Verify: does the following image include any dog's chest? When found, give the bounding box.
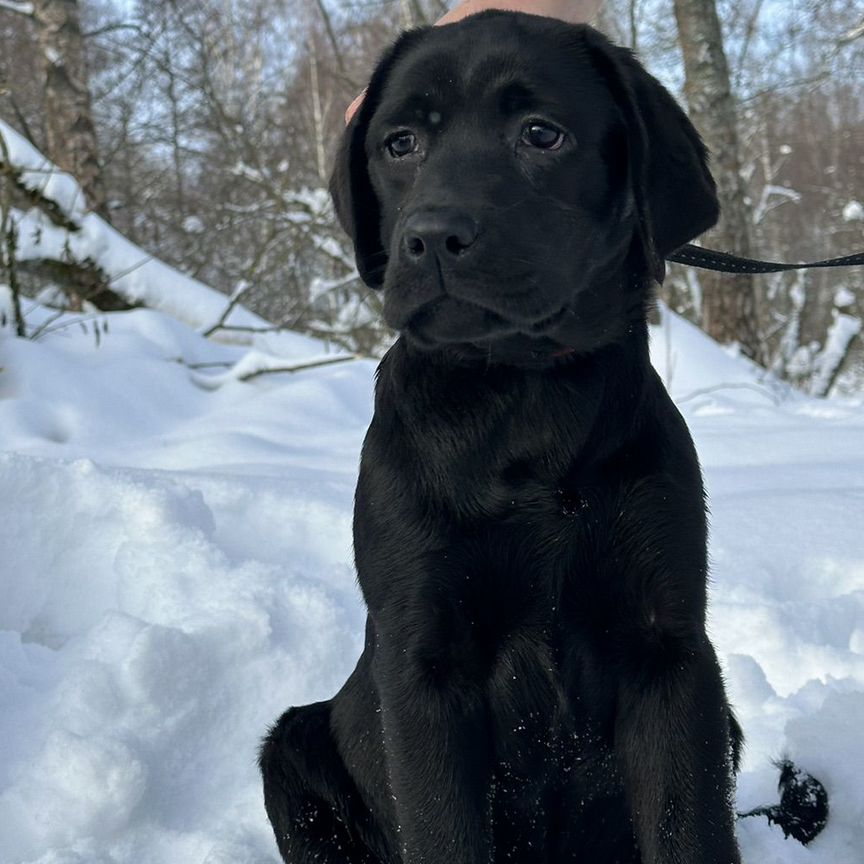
[478,556,621,806]
[427,507,621,757]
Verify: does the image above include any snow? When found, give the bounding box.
[842,200,864,222]
[1,296,863,863]
[810,312,862,397]
[834,287,856,309]
[182,216,205,235]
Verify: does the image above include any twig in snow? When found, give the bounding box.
[676,382,783,406]
[175,359,234,370]
[30,312,105,340]
[236,354,356,381]
[203,299,305,338]
[201,281,252,338]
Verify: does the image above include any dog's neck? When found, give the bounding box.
[372,330,653,519]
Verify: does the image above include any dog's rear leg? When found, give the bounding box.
[259,701,387,864]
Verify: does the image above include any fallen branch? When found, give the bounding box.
[190,352,356,390]
[0,162,80,232]
[17,257,136,311]
[676,381,784,406]
[237,354,356,381]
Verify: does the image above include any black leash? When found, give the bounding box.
[669,244,864,274]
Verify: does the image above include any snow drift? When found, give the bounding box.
[1,293,862,863]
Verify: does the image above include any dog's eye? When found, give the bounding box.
[386,132,418,158]
[521,122,565,151]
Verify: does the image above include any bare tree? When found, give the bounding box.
[1,0,108,215]
[672,0,761,360]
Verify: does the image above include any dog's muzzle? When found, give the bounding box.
[400,208,480,268]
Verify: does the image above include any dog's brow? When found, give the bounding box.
[377,93,445,128]
[497,81,540,113]
[464,60,554,117]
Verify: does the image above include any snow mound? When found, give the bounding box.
[0,299,862,862]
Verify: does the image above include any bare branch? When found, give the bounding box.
[839,20,864,44]
[314,0,352,83]
[201,281,252,338]
[82,22,145,39]
[733,0,766,91]
[740,70,832,103]
[26,308,67,340]
[30,311,104,340]
[628,0,641,51]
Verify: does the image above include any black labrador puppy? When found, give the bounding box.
[260,12,743,864]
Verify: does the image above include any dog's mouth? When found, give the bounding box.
[402,295,573,349]
[405,297,516,346]
[528,305,572,335]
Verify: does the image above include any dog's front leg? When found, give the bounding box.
[373,645,493,864]
[615,634,740,864]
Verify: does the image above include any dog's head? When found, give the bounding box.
[331,12,718,363]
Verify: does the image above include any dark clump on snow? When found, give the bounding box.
[739,759,829,846]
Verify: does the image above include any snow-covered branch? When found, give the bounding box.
[189,350,355,389]
[0,118,265,334]
[752,184,802,226]
[810,313,862,397]
[0,0,34,17]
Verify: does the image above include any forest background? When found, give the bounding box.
[1,0,863,395]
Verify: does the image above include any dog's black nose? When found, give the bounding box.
[402,208,478,262]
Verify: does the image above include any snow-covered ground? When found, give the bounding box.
[1,294,862,864]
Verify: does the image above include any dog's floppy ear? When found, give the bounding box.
[330,30,428,288]
[581,28,720,282]
[330,109,384,288]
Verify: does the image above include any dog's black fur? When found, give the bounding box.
[261,12,743,863]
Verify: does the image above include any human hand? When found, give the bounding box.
[345,0,605,122]
[435,0,604,27]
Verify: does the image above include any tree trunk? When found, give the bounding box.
[672,0,761,361]
[32,0,108,217]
